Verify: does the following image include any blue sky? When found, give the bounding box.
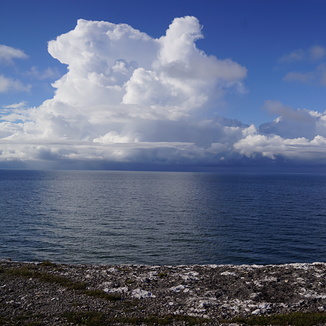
[1,0,326,170]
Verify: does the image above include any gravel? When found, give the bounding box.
[0,260,325,325]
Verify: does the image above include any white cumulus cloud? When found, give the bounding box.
[1,18,326,169]
[234,129,326,163]
[260,100,326,139]
[46,17,246,122]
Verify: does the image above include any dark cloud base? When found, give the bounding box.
[1,158,325,174]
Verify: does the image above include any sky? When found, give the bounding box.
[1,0,326,171]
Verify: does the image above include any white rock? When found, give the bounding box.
[170,285,185,292]
[104,286,128,294]
[220,271,236,276]
[131,288,156,299]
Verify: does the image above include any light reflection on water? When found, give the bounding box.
[0,170,325,265]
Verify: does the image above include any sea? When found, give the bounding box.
[0,170,325,266]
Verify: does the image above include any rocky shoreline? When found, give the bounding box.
[0,260,325,325]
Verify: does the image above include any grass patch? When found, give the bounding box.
[82,289,122,301]
[6,265,36,278]
[37,272,87,290]
[63,311,209,325]
[63,311,107,326]
[230,311,326,326]
[144,314,209,325]
[0,313,45,326]
[39,260,58,267]
[158,272,168,278]
[3,265,123,301]
[5,266,87,291]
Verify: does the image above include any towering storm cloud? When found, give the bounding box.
[0,17,326,169]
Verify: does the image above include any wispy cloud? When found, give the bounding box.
[0,45,31,93]
[279,45,326,63]
[283,63,326,86]
[309,45,326,61]
[25,66,61,80]
[279,49,305,63]
[282,71,314,83]
[0,44,28,64]
[3,101,28,109]
[279,45,326,87]
[0,75,31,93]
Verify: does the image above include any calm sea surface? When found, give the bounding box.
[0,170,325,265]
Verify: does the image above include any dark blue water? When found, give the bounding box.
[0,170,325,265]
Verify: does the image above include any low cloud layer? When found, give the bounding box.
[0,17,326,170]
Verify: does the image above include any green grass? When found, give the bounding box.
[3,264,326,325]
[5,265,36,278]
[38,260,58,267]
[158,272,168,278]
[0,313,45,326]
[63,311,209,325]
[5,266,87,290]
[82,289,122,301]
[3,265,121,301]
[230,311,326,326]
[63,311,107,326]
